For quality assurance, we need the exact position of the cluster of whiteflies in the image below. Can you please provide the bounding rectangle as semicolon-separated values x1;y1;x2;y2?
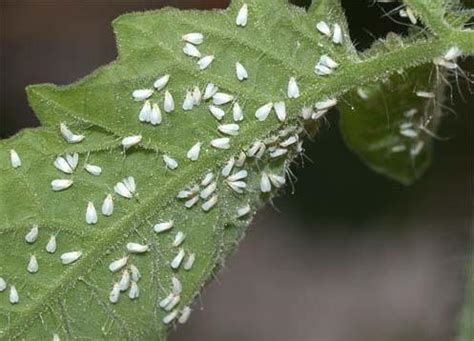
0;224;82;305
351;46;463;158
5;2;466;334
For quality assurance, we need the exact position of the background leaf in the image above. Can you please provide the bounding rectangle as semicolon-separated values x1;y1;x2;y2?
339;62;444;185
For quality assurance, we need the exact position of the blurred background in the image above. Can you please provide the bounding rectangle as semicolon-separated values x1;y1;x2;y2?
1;1;472;340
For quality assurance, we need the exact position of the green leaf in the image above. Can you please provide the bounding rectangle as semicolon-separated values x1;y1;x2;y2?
338;62;443;185
0;125;288;340
1;0;473;339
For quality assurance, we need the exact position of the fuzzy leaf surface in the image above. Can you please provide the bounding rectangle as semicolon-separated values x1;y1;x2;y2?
1;0;473;339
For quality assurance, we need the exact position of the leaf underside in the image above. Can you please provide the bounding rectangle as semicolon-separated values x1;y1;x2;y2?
0;0;472;339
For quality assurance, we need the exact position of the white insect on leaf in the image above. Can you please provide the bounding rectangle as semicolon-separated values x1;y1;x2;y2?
232;102;244;122
164;90;175;113
126;242;149;254
221;157;235;177
183;253;196;271
10;149;21;168
109;283;120;304
183;43;201;58
139;100;152;122
211;138;230;150
109;256;129;273
119;269;130;291
197;55;215;70
192;86;202;105
227;169;248;182
247;141;265;157
316;21;331;37
124;176;136;193
172;231;186;247
400;128;418;138
60;251;82;265
130;264;141;282
114;176;136;199
269;173;286;188
0;277;6;292
314;64;333;76
315;98;337;110
163;155;179;170
202;195;218;212
59;123;85;143
260;172;272;193
129;281;140;300
319;54;339;69
209;105;226;121
179;307;192;324
85;164;102;176
235;151;246;166
25;224;39;244
218;123;240;136
27;255;39;273
301;106;313;120
274;101;287;122
391;145;407;153
101;194;114;216
312;110;328;121
54;156;73;174
65;153;79;170
85;202;98;225
201;172;214;187
332;23;343;44
444;46;461;61
153;74;170;90
280;135;298;148
159;293;176;309
172;277;183;295
171;249;186;269
200;181;217;200
213;92;234;106
46;235;57;254
9;286;19;304
150;103;162;125
163;310;179;325
184;196;199;209
237;204;251;218
226;180;247;193
403;7;417;25
121;135;142;149
235;62;249;81
203;83;218;100
182;32;204;45
182;91;195;111
236;3;248;27
51;179;73;192
357;87;369;100
159;293;174;309
287;77;300;99
154;220;174;234
187;142;202;161
255;102;273;121
177;185;199;199
270;148;288;158
132;89;154;101
164;295;181;311
416;91;436;99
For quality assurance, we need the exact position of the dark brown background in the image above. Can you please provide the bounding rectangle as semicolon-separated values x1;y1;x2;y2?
1;1;472;340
